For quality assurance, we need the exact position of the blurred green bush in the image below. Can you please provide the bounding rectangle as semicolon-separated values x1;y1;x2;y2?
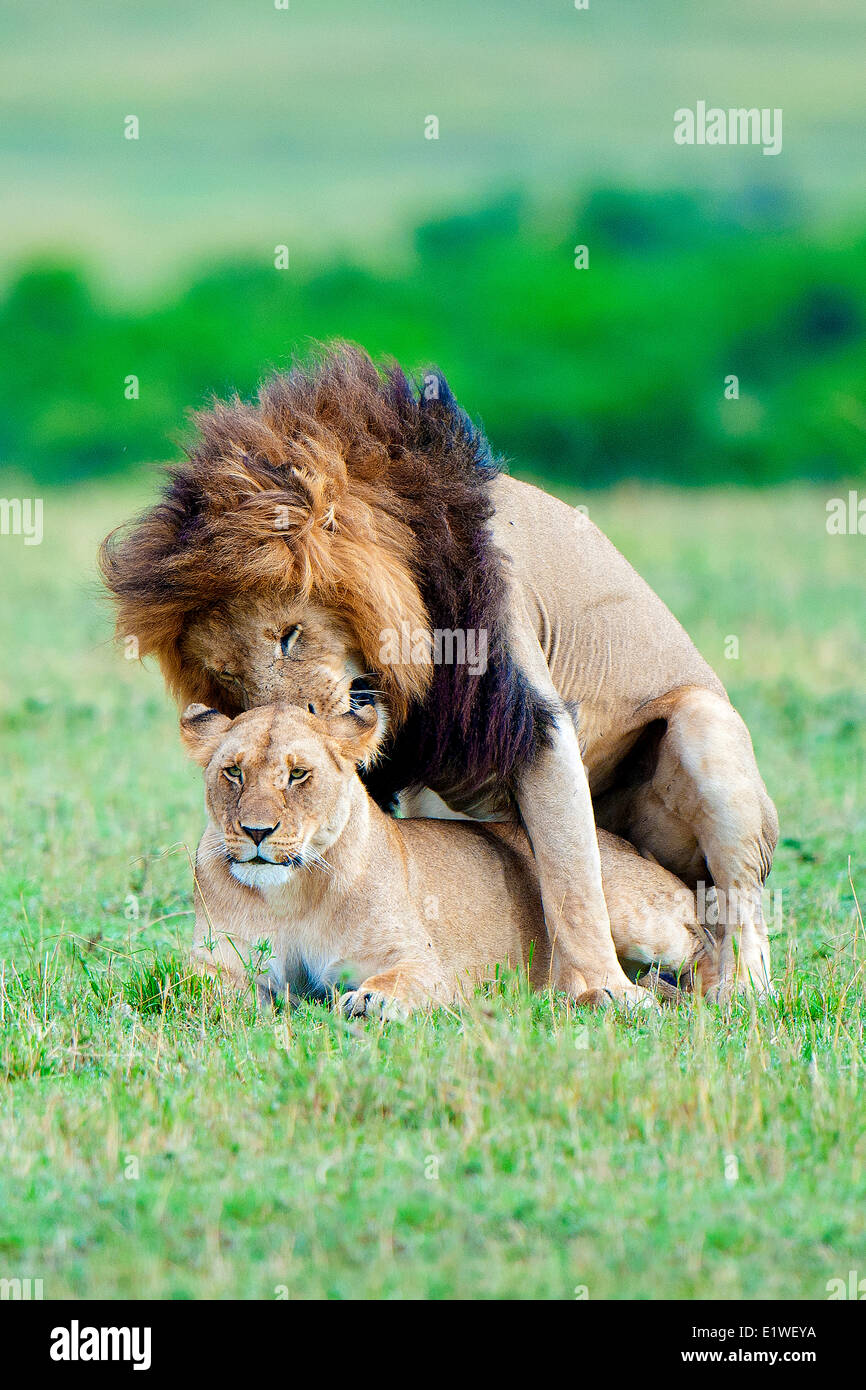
2;188;864;485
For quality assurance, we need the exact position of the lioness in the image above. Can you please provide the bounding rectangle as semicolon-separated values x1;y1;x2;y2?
181;702;717;1013
102;343;777;1004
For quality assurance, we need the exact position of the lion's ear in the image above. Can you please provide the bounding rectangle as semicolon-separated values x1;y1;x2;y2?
180;704;233;765
330;704;383;768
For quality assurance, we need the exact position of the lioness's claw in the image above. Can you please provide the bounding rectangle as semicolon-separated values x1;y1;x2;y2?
339;988;408;1022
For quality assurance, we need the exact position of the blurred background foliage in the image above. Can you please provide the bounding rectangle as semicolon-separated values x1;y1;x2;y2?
3;187;866;486
1;0;865;487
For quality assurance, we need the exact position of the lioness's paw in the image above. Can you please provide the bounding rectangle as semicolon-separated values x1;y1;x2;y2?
574;984;659;1013
339;988;409;1022
705;975;774;1007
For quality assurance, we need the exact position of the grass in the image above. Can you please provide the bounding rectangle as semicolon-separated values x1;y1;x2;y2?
0;475;864;1299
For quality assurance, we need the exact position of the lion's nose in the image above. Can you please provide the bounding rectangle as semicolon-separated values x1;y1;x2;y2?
241;823;280;846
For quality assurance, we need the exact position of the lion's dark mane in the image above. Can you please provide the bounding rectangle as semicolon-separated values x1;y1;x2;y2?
357;362;558;810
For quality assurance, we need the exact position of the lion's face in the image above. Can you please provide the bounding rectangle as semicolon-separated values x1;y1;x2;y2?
181;595;378;720
181;702;380;890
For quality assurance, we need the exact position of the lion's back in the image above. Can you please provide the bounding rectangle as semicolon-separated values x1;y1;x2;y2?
487;472;725;732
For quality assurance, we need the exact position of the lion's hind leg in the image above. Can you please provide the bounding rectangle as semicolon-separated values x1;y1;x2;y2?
597;830;718;995
620;687;777;1000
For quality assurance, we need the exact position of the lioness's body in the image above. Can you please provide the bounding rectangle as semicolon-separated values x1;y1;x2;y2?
183;704;715;1012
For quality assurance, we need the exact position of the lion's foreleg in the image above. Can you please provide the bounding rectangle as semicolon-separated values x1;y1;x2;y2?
518;712;649;1005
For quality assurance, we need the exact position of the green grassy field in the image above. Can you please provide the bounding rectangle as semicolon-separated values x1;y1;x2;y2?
1;477;864;1299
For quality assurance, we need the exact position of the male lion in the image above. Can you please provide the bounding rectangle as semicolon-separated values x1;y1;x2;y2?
101;343;777;1005
180;701;718;1012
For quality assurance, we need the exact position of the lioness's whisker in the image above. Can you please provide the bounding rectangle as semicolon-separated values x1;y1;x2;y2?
302;850;333;874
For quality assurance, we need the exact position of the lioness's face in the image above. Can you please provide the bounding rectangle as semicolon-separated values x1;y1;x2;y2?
181;703;379;890
181;595;375;718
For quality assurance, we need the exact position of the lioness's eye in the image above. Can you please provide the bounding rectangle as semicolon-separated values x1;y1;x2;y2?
223;765;243;784
288;767;309;784
280;625;302;657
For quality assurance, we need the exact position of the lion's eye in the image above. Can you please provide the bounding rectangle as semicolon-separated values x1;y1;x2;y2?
279;625;302;658
288;767;309;784
223;765;243;784
220;670;241;687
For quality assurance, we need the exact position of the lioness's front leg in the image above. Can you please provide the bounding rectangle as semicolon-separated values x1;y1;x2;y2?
190;858;278;1009
191;937;276;1009
339;961;445;1019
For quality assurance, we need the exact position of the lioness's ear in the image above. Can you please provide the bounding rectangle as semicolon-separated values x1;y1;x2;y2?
331;704;382;768
180;704;233;765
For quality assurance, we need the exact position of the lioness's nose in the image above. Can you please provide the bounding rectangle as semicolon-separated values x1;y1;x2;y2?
242;823;279;846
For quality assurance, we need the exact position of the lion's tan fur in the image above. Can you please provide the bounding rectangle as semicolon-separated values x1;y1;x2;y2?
102;342;776;1002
